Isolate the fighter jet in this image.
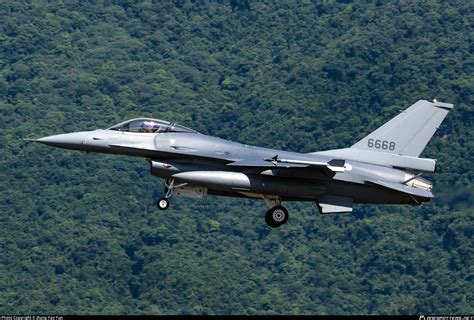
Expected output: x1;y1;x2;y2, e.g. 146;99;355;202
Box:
33;100;453;228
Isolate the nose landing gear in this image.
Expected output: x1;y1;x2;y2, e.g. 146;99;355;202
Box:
157;198;170;210
156;178;187;210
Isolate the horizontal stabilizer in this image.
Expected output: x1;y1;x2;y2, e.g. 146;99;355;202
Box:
313;148;437;172
316;195;353;214
365;179;433;198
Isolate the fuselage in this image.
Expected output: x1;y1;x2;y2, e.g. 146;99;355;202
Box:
37;128;428;205
34;100;453;226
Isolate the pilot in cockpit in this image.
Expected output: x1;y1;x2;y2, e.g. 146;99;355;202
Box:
140;121;160;133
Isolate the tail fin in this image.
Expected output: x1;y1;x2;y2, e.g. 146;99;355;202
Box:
351;100;453;157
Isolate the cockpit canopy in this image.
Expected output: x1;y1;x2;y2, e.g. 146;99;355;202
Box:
108;118;196;133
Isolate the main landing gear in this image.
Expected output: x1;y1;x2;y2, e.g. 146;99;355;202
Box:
156;182;289;228
262;196;289;228
156;178;187;210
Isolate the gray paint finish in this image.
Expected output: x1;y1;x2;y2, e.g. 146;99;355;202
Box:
32;100;453;227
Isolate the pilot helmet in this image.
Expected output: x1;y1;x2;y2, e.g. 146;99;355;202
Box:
142;121;160;132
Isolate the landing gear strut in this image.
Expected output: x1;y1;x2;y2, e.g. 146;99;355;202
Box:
156;178;187;210
262;196;289;228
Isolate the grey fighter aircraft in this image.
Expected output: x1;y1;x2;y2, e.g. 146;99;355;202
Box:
32;100;453;228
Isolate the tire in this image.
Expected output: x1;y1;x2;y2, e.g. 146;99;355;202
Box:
265;205;289;228
157;198;170;210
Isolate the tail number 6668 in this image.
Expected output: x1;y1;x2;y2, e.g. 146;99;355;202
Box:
368;139;396;151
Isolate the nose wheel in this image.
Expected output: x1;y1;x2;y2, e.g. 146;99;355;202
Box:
157;178;174;210
156;178;188;210
157;198;170;210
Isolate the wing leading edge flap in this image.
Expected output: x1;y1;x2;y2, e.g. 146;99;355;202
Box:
366;179;433;198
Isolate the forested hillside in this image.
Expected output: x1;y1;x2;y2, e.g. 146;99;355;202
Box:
0;0;473;314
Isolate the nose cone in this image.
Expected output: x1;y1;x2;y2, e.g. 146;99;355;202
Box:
36;132;89;150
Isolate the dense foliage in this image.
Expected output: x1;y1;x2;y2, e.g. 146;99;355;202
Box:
0;0;472;315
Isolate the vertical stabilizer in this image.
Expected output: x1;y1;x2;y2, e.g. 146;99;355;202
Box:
351;100;453;157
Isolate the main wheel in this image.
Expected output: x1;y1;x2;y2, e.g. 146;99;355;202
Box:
265;205;289;228
157;198;170;210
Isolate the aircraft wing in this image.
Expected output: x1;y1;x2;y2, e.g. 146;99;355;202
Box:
226;159;308;168
365;179;434;198
228;156;346;173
